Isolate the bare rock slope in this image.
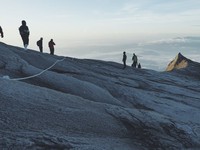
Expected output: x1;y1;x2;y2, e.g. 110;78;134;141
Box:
0;42;200;149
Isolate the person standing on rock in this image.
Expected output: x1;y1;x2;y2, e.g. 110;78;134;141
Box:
37;37;43;52
132;53;138;68
122;51;127;69
0;26;4;38
48;39;55;55
19;20;30;50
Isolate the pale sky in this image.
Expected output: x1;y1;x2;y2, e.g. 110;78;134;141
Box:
1;0;200;55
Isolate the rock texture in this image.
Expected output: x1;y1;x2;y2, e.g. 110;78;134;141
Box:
0;42;200;149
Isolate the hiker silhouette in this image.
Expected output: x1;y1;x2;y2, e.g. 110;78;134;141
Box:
138;63;141;69
37;37;43;52
48;39;55;55
0;26;4;38
122;51;127;69
132;53;138;68
19;20;30;50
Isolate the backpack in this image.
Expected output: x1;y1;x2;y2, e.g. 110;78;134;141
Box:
36;41;40;46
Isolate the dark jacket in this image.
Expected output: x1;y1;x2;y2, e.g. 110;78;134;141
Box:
48;40;55;49
132;54;138;63
37;39;43;47
0;26;3;38
19;25;29;37
123;53;127;62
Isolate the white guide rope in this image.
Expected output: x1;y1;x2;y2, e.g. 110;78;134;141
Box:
3;57;66;81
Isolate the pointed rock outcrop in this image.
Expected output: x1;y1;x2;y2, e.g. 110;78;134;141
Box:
166;53;191;71
166;52;200;79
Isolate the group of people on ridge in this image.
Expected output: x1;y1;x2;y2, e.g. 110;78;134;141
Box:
19;20;56;54
1;20;56;55
36;38;55;55
1;22;142;67
122;51;141;69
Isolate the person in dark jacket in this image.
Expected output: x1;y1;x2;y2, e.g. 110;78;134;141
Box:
122;51;127;69
132;53;138;68
0;26;4;38
48;39;55;55
37;37;43;52
19;20;30;50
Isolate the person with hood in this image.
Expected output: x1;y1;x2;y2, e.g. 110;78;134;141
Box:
48;39;55;55
0;26;4;38
122;51;127;69
19;20;30;50
37;37;43;52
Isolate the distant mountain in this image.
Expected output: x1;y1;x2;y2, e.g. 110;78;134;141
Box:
166;52;191;71
166;52;200;79
0;42;200;149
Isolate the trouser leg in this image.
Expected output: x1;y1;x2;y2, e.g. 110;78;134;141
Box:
22;35;29;47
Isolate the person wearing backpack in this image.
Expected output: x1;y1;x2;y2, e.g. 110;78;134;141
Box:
19;20;30;50
37;37;43;52
0;26;4;38
132;53;138;68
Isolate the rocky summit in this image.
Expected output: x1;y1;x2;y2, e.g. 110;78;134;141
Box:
166;52;200;80
0;42;200;150
166;52;190;71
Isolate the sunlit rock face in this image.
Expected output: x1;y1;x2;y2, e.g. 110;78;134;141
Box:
166;52;200;80
0;42;200;149
166;52;190;71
